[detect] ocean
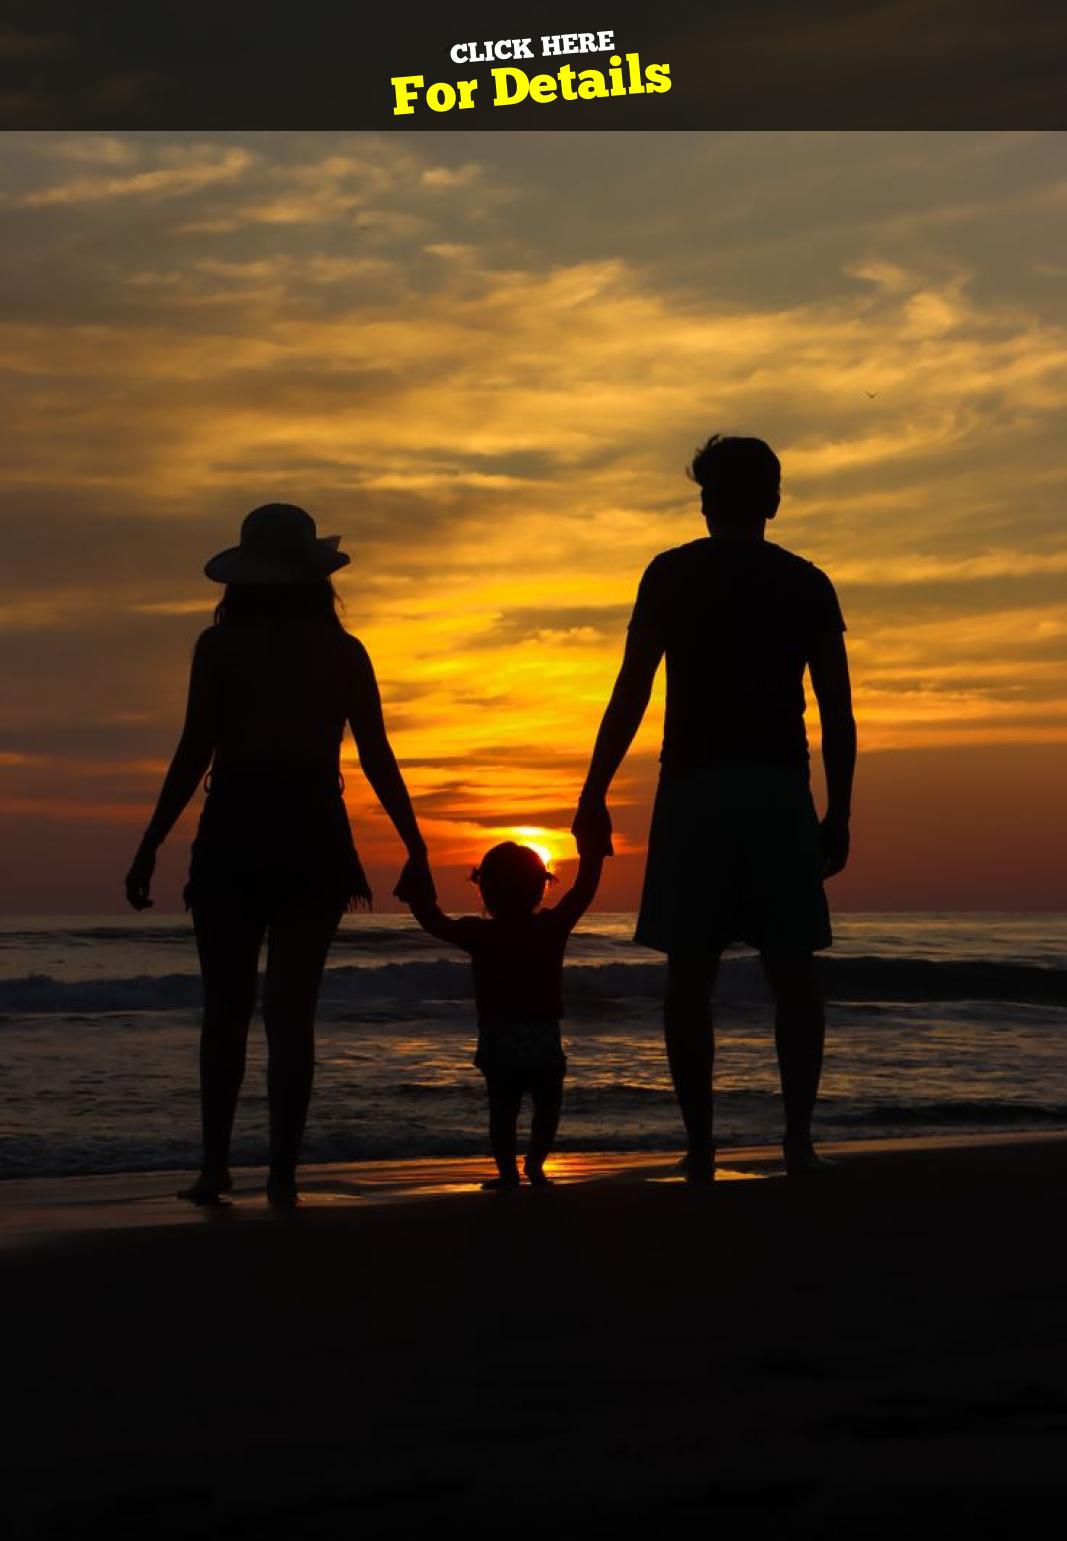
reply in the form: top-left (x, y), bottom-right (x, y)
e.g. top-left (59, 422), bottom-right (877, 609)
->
top-left (1, 913), bottom-right (1065, 1181)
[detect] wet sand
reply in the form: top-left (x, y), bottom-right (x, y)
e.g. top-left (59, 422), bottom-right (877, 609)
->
top-left (4, 1134), bottom-right (1067, 1537)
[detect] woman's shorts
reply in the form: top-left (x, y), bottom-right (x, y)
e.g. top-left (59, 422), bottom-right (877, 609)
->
top-left (634, 761), bottom-right (832, 957)
top-left (183, 768), bottom-right (371, 914)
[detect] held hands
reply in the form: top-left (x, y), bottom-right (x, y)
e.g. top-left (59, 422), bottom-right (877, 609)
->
top-left (820, 812), bottom-right (850, 878)
top-left (393, 849), bottom-right (437, 907)
top-left (571, 794), bottom-right (614, 859)
top-left (125, 843), bottom-right (156, 910)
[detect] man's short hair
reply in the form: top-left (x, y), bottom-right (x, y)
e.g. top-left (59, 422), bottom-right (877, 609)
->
top-left (689, 434), bottom-right (781, 495)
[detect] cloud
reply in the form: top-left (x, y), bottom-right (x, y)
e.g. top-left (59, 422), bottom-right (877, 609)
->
top-left (470, 606), bottom-right (632, 647)
top-left (47, 134), bottom-right (139, 164)
top-left (21, 144), bottom-right (254, 205)
top-left (0, 129), bottom-right (1064, 906)
top-left (420, 164), bottom-right (483, 190)
top-left (835, 550), bottom-right (1067, 585)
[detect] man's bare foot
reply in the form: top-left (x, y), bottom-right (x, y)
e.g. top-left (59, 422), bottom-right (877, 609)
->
top-left (266, 1174), bottom-right (300, 1209)
top-left (178, 1169), bottom-right (232, 1205)
top-left (481, 1172), bottom-right (520, 1191)
top-left (523, 1158), bottom-right (553, 1187)
top-left (783, 1138), bottom-right (833, 1176)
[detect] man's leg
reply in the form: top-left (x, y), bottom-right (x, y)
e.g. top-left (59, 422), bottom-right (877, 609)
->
top-left (760, 949), bottom-right (826, 1172)
top-left (664, 951), bottom-right (720, 1181)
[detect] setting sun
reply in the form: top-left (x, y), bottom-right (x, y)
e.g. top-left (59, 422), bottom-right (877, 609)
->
top-left (507, 828), bottom-right (561, 871)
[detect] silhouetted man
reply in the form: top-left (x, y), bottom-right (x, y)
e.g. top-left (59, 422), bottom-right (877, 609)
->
top-left (573, 435), bottom-right (856, 1179)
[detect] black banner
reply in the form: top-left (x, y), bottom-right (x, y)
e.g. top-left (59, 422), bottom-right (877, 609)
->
top-left (2, 0), bottom-right (1065, 129)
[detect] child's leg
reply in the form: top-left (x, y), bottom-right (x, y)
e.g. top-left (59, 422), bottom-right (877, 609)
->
top-left (525, 1072), bottom-right (563, 1186)
top-left (484, 1075), bottom-right (522, 1189)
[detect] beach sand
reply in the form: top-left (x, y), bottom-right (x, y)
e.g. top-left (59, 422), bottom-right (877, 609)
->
top-left (4, 1134), bottom-right (1067, 1537)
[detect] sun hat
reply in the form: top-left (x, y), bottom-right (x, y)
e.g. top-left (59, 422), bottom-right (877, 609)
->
top-left (204, 504), bottom-right (350, 584)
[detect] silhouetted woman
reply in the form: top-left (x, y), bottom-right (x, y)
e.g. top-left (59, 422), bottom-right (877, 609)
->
top-left (125, 504), bottom-right (431, 1207)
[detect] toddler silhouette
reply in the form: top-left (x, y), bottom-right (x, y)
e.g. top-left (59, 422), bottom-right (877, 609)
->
top-left (398, 839), bottom-right (603, 1187)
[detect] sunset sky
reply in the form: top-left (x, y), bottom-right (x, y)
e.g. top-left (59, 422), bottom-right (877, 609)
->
top-left (1, 130), bottom-right (1065, 912)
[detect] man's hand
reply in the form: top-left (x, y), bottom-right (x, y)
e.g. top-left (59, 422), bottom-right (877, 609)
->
top-left (125, 844), bottom-right (156, 910)
top-left (571, 795), bottom-right (614, 859)
top-left (394, 851), bottom-right (436, 906)
top-left (820, 812), bottom-right (850, 877)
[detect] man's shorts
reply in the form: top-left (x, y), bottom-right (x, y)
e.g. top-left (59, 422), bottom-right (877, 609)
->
top-left (634, 761), bottom-right (832, 957)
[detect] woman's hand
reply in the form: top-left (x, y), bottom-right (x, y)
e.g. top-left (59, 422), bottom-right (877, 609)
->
top-left (125, 844), bottom-right (157, 910)
top-left (394, 850), bottom-right (436, 906)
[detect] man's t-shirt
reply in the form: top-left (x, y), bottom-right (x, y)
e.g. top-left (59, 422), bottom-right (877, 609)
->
top-left (628, 538), bottom-right (846, 779)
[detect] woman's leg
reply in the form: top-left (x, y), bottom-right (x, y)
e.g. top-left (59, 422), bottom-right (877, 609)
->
top-left (261, 895), bottom-right (344, 1205)
top-left (186, 901), bottom-right (267, 1202)
top-left (483, 1075), bottom-right (522, 1189)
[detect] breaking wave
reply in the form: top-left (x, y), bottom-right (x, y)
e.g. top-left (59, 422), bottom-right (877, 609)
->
top-left (1, 954), bottom-right (1064, 1016)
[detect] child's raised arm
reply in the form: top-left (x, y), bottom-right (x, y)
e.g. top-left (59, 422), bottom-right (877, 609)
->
top-left (547, 844), bottom-right (605, 933)
top-left (395, 858), bottom-right (477, 948)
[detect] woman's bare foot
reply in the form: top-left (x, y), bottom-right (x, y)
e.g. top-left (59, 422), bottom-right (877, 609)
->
top-left (178, 1168), bottom-right (233, 1205)
top-left (266, 1173), bottom-right (300, 1209)
top-left (523, 1158), bottom-right (553, 1187)
top-left (481, 1171), bottom-right (520, 1191)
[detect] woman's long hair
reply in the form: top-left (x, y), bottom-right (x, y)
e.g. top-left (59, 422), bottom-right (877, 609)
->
top-left (213, 580), bottom-right (345, 629)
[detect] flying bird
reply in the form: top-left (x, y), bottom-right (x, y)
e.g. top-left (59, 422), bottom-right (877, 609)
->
top-left (864, 391), bottom-right (879, 399)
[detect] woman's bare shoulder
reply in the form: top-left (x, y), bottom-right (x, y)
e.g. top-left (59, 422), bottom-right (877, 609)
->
top-left (339, 631), bottom-right (374, 671)
top-left (192, 624), bottom-right (222, 660)
top-left (192, 623), bottom-right (247, 668)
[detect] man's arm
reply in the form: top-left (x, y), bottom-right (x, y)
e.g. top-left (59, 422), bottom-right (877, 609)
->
top-left (573, 624), bottom-right (664, 855)
top-left (808, 629), bottom-right (856, 877)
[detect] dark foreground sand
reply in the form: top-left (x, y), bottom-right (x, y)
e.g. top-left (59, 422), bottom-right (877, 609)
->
top-left (4, 1135), bottom-right (1067, 1539)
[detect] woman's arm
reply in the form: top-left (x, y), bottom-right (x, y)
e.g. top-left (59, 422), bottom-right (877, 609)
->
top-left (346, 637), bottom-right (428, 862)
top-left (125, 630), bottom-right (218, 910)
